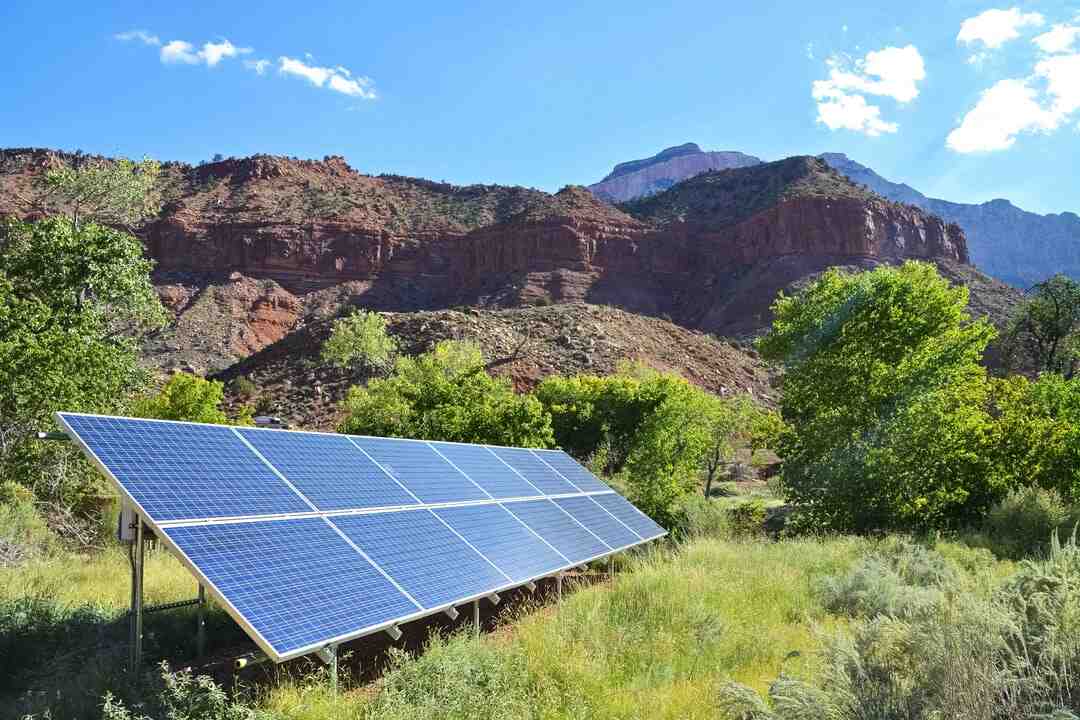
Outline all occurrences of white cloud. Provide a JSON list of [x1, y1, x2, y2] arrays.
[[806, 42, 815, 60], [1034, 24, 1080, 54], [160, 38, 250, 66], [244, 58, 271, 75], [957, 7, 1044, 49], [947, 78, 1059, 151], [200, 39, 250, 66], [813, 88, 899, 135], [278, 56, 376, 98], [811, 44, 925, 136], [160, 40, 199, 64], [1036, 52, 1080, 116], [115, 29, 160, 46]]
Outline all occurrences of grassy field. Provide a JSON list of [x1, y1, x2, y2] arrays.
[[3, 517, 1032, 720], [0, 531, 868, 719]]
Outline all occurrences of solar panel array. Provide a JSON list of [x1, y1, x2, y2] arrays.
[[56, 412, 667, 662]]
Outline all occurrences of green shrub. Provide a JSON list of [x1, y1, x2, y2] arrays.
[[671, 494, 731, 539], [229, 376, 258, 400], [981, 486, 1078, 559], [0, 481, 54, 565], [101, 662, 264, 720], [816, 539, 957, 620], [721, 537, 1080, 719], [321, 308, 397, 372], [725, 498, 768, 537]]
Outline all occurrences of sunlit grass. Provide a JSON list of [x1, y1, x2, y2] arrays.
[[0, 544, 197, 608]]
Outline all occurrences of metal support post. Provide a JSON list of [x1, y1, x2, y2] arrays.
[[556, 572, 563, 602], [473, 599, 480, 637], [608, 554, 614, 580], [196, 584, 207, 658], [130, 517, 145, 675], [328, 644, 338, 695]]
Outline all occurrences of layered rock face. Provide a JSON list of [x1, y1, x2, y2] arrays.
[[0, 149, 977, 351], [588, 143, 761, 203]]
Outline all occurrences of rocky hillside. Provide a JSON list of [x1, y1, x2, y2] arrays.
[[821, 152, 1080, 288], [214, 303, 775, 431], [588, 143, 761, 203], [2, 147, 1016, 387]]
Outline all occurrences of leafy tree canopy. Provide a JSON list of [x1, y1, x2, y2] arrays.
[[133, 373, 250, 426], [321, 309, 398, 372], [20, 156, 162, 230], [758, 261, 999, 531], [338, 340, 554, 448], [1003, 274, 1080, 379]]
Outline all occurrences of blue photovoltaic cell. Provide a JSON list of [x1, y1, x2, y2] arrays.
[[532, 450, 612, 493], [237, 429, 418, 511], [503, 499, 610, 564], [351, 437, 487, 504], [591, 493, 667, 540], [164, 518, 418, 656], [429, 442, 538, 498], [436, 504, 567, 582], [555, 495, 641, 549], [58, 414, 309, 522], [490, 447, 578, 495], [332, 510, 509, 609]]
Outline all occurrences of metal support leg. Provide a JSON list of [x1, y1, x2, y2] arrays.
[[608, 554, 614, 580], [556, 572, 563, 602], [196, 584, 207, 658], [328, 644, 338, 695], [473, 599, 480, 637], [130, 518, 145, 675]]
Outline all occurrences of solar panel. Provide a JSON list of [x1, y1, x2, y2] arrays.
[[351, 436, 488, 503], [428, 442, 538, 498], [435, 504, 568, 582], [531, 450, 612, 493], [489, 446, 579, 495], [591, 492, 667, 541], [331, 510, 511, 609], [555, 496, 642, 550], [57, 412, 667, 663], [503, 499, 610, 564], [164, 518, 420, 656], [58, 414, 310, 521], [237, 429, 418, 511]]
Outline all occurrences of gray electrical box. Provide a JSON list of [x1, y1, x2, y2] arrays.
[[117, 503, 137, 543]]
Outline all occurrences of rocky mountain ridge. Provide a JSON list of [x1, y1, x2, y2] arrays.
[[588, 143, 761, 203], [1, 147, 1012, 391], [819, 153, 1080, 288]]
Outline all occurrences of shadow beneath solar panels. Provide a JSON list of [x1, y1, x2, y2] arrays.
[[219, 571, 609, 691]]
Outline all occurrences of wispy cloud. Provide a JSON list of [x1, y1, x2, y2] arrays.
[[113, 30, 377, 102], [278, 56, 376, 98], [811, 44, 925, 136], [160, 38, 251, 67], [114, 29, 160, 46], [244, 58, 271, 75]]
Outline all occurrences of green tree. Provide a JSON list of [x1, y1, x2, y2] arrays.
[[987, 373, 1080, 501], [321, 309, 398, 373], [133, 373, 250, 425], [758, 261, 999, 531], [700, 394, 764, 498], [17, 155, 162, 230], [1003, 274, 1080, 379], [338, 340, 554, 448], [0, 217, 166, 522]]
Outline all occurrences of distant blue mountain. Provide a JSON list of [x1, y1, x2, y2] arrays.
[[821, 153, 1080, 288]]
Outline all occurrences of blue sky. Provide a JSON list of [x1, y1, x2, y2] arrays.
[[2, 1, 1078, 214]]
